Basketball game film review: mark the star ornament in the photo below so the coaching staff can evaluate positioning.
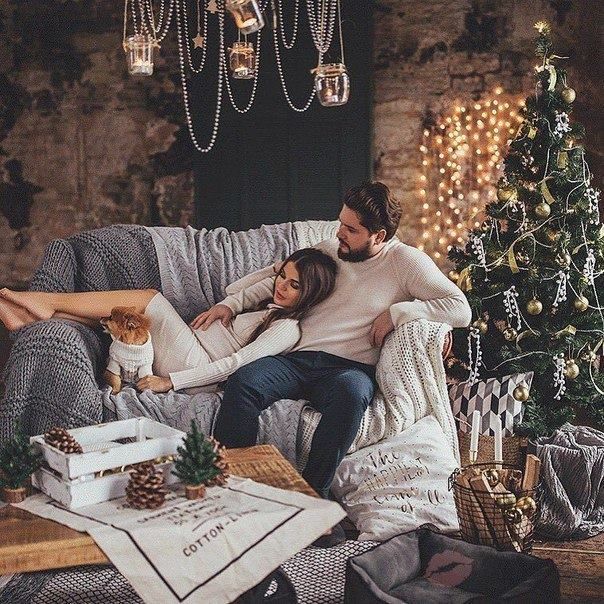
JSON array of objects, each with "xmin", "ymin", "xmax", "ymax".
[
  {"xmin": 193, "ymin": 33, "xmax": 204, "ymax": 48},
  {"xmin": 534, "ymin": 21, "xmax": 551, "ymax": 34}
]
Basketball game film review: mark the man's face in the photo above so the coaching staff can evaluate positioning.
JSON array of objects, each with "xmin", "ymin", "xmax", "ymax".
[{"xmin": 336, "ymin": 205, "xmax": 384, "ymax": 262}]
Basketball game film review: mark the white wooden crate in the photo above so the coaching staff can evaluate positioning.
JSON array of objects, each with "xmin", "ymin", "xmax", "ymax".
[
  {"xmin": 31, "ymin": 462, "xmax": 180, "ymax": 509},
  {"xmin": 30, "ymin": 418, "xmax": 186, "ymax": 480}
]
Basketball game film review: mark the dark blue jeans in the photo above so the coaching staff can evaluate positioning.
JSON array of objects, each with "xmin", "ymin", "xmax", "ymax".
[{"xmin": 214, "ymin": 351, "xmax": 376, "ymax": 496}]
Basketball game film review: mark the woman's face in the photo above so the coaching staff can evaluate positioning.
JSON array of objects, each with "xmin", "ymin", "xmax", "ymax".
[{"xmin": 273, "ymin": 261, "xmax": 301, "ymax": 308}]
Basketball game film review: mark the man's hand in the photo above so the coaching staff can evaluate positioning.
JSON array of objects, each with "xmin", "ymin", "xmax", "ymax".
[
  {"xmin": 370, "ymin": 309, "xmax": 395, "ymax": 348},
  {"xmin": 190, "ymin": 304, "xmax": 234, "ymax": 330},
  {"xmin": 136, "ymin": 375, "xmax": 173, "ymax": 393}
]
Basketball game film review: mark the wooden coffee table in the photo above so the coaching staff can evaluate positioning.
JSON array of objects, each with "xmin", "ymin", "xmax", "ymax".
[{"xmin": 0, "ymin": 444, "xmax": 316, "ymax": 575}]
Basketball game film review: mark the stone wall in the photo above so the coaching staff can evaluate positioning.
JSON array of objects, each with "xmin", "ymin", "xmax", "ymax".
[{"xmin": 0, "ymin": 0, "xmax": 601, "ymax": 286}]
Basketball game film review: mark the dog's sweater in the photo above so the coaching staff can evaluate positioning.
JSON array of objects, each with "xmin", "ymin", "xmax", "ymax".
[{"xmin": 107, "ymin": 334, "xmax": 154, "ymax": 382}]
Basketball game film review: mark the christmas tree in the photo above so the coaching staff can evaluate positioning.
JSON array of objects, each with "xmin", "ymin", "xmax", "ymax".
[
  {"xmin": 173, "ymin": 421, "xmax": 227, "ymax": 487},
  {"xmin": 0, "ymin": 426, "xmax": 42, "ymax": 490},
  {"xmin": 449, "ymin": 21, "xmax": 604, "ymax": 436}
]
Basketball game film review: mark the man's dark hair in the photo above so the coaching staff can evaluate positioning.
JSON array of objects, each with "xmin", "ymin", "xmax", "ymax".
[{"xmin": 342, "ymin": 181, "xmax": 402, "ymax": 241}]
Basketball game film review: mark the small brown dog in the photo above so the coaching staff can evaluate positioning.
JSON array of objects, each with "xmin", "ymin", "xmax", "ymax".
[{"xmin": 101, "ymin": 306, "xmax": 154, "ymax": 394}]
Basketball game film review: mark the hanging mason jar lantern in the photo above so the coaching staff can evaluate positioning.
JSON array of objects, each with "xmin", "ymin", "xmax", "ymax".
[
  {"xmin": 229, "ymin": 41, "xmax": 256, "ymax": 79},
  {"xmin": 225, "ymin": 0, "xmax": 264, "ymax": 35},
  {"xmin": 314, "ymin": 63, "xmax": 350, "ymax": 107},
  {"xmin": 123, "ymin": 34, "xmax": 159, "ymax": 76}
]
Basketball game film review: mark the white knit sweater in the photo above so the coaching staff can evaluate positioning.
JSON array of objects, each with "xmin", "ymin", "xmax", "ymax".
[
  {"xmin": 169, "ymin": 308, "xmax": 300, "ymax": 391},
  {"xmin": 221, "ymin": 238, "xmax": 472, "ymax": 366},
  {"xmin": 107, "ymin": 335, "xmax": 154, "ymax": 382}
]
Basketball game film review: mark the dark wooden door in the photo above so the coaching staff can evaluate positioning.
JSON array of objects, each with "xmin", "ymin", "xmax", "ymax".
[{"xmin": 193, "ymin": 1, "xmax": 374, "ymax": 230}]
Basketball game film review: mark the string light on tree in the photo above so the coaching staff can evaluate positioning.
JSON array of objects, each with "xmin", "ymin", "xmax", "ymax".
[{"xmin": 418, "ymin": 88, "xmax": 524, "ymax": 263}]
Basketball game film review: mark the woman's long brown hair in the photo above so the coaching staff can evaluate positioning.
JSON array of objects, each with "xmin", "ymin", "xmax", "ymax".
[{"xmin": 247, "ymin": 248, "xmax": 337, "ymax": 344}]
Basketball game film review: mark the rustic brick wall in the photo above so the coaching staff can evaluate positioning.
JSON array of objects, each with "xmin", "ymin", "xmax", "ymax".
[{"xmin": 0, "ymin": 0, "xmax": 601, "ymax": 286}]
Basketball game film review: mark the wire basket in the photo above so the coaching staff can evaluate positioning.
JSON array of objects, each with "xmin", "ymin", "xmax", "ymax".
[{"xmin": 450, "ymin": 463, "xmax": 537, "ymax": 553}]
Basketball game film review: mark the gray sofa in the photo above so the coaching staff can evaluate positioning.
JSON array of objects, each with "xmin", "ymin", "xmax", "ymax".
[{"xmin": 0, "ymin": 221, "xmax": 336, "ymax": 463}]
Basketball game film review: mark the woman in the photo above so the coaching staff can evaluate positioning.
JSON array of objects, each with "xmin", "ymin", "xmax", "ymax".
[{"xmin": 0, "ymin": 248, "xmax": 337, "ymax": 393}]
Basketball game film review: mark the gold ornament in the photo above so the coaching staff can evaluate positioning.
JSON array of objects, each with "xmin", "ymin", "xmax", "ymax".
[
  {"xmin": 481, "ymin": 221, "xmax": 491, "ymax": 232},
  {"xmin": 564, "ymin": 359, "xmax": 580, "ymax": 380},
  {"xmin": 472, "ymin": 319, "xmax": 488, "ymax": 335},
  {"xmin": 574, "ymin": 296, "xmax": 589, "ymax": 311},
  {"xmin": 495, "ymin": 493, "xmax": 517, "ymax": 509},
  {"xmin": 561, "ymin": 87, "xmax": 576, "ymax": 103},
  {"xmin": 513, "ymin": 385, "xmax": 530, "ymax": 402},
  {"xmin": 545, "ymin": 228, "xmax": 561, "ymax": 243},
  {"xmin": 555, "ymin": 252, "xmax": 571, "ymax": 268},
  {"xmin": 497, "ymin": 186, "xmax": 516, "ymax": 202},
  {"xmin": 503, "ymin": 327, "xmax": 518, "ymax": 341},
  {"xmin": 515, "ymin": 496, "xmax": 537, "ymax": 516},
  {"xmin": 448, "ymin": 270, "xmax": 460, "ymax": 282},
  {"xmin": 534, "ymin": 202, "xmax": 551, "ymax": 219},
  {"xmin": 504, "ymin": 507, "xmax": 524, "ymax": 524},
  {"xmin": 526, "ymin": 298, "xmax": 543, "ymax": 315}
]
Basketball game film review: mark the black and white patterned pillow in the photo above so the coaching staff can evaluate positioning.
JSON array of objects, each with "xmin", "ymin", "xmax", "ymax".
[{"xmin": 449, "ymin": 372, "xmax": 534, "ymax": 436}]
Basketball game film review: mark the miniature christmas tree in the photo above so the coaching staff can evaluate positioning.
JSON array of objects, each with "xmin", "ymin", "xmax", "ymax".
[
  {"xmin": 449, "ymin": 21, "xmax": 604, "ymax": 436},
  {"xmin": 173, "ymin": 421, "xmax": 228, "ymax": 499},
  {"xmin": 0, "ymin": 426, "xmax": 42, "ymax": 496}
]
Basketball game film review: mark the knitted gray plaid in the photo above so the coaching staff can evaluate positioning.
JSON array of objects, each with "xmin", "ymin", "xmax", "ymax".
[
  {"xmin": 1, "ymin": 225, "xmax": 160, "ymax": 441},
  {"xmin": 533, "ymin": 423, "xmax": 604, "ymax": 540}
]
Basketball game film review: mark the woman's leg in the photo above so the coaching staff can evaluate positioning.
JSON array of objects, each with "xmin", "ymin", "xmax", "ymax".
[
  {"xmin": 0, "ymin": 297, "xmax": 39, "ymax": 331},
  {"xmin": 0, "ymin": 288, "xmax": 158, "ymax": 322}
]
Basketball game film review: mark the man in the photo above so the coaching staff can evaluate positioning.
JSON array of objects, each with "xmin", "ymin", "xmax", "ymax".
[{"xmin": 194, "ymin": 182, "xmax": 471, "ymax": 499}]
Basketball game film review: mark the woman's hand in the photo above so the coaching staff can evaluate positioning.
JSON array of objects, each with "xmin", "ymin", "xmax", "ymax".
[
  {"xmin": 190, "ymin": 304, "xmax": 234, "ymax": 330},
  {"xmin": 136, "ymin": 375, "xmax": 173, "ymax": 393}
]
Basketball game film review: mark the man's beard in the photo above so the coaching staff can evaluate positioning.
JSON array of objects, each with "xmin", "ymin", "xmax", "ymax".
[{"xmin": 337, "ymin": 240, "xmax": 373, "ymax": 262}]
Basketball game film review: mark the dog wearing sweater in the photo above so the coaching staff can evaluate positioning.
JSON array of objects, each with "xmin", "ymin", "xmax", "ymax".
[{"xmin": 101, "ymin": 306, "xmax": 154, "ymax": 394}]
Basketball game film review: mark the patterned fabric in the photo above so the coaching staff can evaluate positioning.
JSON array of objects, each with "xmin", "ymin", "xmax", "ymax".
[
  {"xmin": 0, "ymin": 541, "xmax": 377, "ymax": 604},
  {"xmin": 449, "ymin": 372, "xmax": 533, "ymax": 436}
]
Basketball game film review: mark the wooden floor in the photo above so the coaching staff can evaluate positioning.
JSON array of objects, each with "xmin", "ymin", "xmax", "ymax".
[{"xmin": 533, "ymin": 532, "xmax": 604, "ymax": 603}]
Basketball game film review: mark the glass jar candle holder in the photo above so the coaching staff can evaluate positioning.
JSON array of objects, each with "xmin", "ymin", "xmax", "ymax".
[
  {"xmin": 225, "ymin": 0, "xmax": 264, "ymax": 35},
  {"xmin": 229, "ymin": 41, "xmax": 256, "ymax": 79},
  {"xmin": 123, "ymin": 34, "xmax": 158, "ymax": 76},
  {"xmin": 314, "ymin": 63, "xmax": 350, "ymax": 107}
]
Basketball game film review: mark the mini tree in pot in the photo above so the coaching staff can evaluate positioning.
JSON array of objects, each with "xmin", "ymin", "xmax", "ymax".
[
  {"xmin": 173, "ymin": 421, "xmax": 229, "ymax": 499},
  {"xmin": 0, "ymin": 427, "xmax": 42, "ymax": 503}
]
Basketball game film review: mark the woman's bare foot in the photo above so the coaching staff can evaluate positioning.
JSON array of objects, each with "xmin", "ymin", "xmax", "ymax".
[
  {"xmin": 0, "ymin": 288, "xmax": 54, "ymax": 320},
  {"xmin": 0, "ymin": 298, "xmax": 39, "ymax": 331}
]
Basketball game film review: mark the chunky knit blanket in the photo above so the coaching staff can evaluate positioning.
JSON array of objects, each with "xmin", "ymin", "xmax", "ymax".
[
  {"xmin": 0, "ymin": 221, "xmax": 337, "ymax": 458},
  {"xmin": 297, "ymin": 320, "xmax": 459, "ymax": 471},
  {"xmin": 533, "ymin": 423, "xmax": 604, "ymax": 539}
]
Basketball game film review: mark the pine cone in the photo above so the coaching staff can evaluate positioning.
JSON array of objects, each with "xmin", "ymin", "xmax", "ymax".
[
  {"xmin": 206, "ymin": 437, "xmax": 229, "ymax": 487},
  {"xmin": 44, "ymin": 427, "xmax": 83, "ymax": 454},
  {"xmin": 125, "ymin": 462, "xmax": 167, "ymax": 509}
]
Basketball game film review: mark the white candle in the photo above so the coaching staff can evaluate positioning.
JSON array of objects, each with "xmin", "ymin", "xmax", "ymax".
[
  {"xmin": 494, "ymin": 415, "xmax": 503, "ymax": 470},
  {"xmin": 469, "ymin": 410, "xmax": 480, "ymax": 463}
]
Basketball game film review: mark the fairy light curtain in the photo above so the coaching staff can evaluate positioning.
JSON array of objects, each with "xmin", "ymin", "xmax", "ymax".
[{"xmin": 418, "ymin": 88, "xmax": 525, "ymax": 264}]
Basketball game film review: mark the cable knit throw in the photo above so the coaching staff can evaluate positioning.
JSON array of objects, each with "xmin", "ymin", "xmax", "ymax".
[
  {"xmin": 297, "ymin": 320, "xmax": 459, "ymax": 471},
  {"xmin": 532, "ymin": 424, "xmax": 604, "ymax": 539}
]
